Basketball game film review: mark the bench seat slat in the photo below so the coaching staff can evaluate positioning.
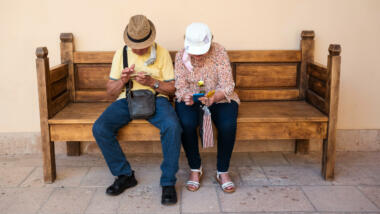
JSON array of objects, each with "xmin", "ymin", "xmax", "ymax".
[{"xmin": 48, "ymin": 101, "xmax": 328, "ymax": 125}]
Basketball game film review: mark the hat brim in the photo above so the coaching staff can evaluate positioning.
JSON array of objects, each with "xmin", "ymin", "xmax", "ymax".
[
  {"xmin": 123, "ymin": 20, "xmax": 156, "ymax": 49},
  {"xmin": 184, "ymin": 39, "xmax": 211, "ymax": 55}
]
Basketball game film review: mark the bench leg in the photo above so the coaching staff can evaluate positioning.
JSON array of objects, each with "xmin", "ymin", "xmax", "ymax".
[
  {"xmin": 295, "ymin": 139, "xmax": 310, "ymax": 154},
  {"xmin": 322, "ymin": 136, "xmax": 336, "ymax": 180},
  {"xmin": 42, "ymin": 140, "xmax": 56, "ymax": 183},
  {"xmin": 66, "ymin": 141, "xmax": 81, "ymax": 156}
]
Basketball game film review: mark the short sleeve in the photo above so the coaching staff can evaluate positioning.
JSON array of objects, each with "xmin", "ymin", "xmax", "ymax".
[
  {"xmin": 109, "ymin": 48, "xmax": 123, "ymax": 80},
  {"xmin": 158, "ymin": 47, "xmax": 175, "ymax": 82}
]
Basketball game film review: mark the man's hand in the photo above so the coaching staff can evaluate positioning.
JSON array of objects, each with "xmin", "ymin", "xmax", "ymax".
[
  {"xmin": 199, "ymin": 96, "xmax": 215, "ymax": 107},
  {"xmin": 184, "ymin": 93, "xmax": 194, "ymax": 106},
  {"xmin": 135, "ymin": 72, "xmax": 155, "ymax": 87},
  {"xmin": 121, "ymin": 64, "xmax": 135, "ymax": 84}
]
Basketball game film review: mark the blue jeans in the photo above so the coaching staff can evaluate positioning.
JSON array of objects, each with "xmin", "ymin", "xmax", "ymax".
[
  {"xmin": 92, "ymin": 97, "xmax": 182, "ymax": 186},
  {"xmin": 175, "ymin": 101, "xmax": 238, "ymax": 172}
]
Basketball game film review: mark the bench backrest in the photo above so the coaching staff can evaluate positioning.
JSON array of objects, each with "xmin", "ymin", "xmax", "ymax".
[{"xmin": 53, "ymin": 31, "xmax": 317, "ymax": 103}]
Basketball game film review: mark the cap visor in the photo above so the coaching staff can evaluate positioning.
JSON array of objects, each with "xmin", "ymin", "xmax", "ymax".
[{"xmin": 184, "ymin": 40, "xmax": 211, "ymax": 55}]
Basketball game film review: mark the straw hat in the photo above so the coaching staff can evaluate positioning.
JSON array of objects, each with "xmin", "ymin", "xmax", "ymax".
[{"xmin": 123, "ymin": 15, "xmax": 156, "ymax": 49}]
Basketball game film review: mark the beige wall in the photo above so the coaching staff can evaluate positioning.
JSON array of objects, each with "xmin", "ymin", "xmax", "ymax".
[{"xmin": 1, "ymin": 0, "xmax": 379, "ymax": 132}]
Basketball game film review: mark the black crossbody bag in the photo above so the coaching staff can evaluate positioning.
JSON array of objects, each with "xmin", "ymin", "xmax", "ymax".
[{"xmin": 123, "ymin": 46, "xmax": 156, "ymax": 119}]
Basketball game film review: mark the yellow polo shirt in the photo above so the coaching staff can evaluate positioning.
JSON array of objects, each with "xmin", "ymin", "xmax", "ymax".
[{"xmin": 109, "ymin": 44, "xmax": 174, "ymax": 100}]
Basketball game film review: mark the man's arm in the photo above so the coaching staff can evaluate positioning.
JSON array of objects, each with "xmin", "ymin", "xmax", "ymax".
[
  {"xmin": 135, "ymin": 73, "xmax": 175, "ymax": 96},
  {"xmin": 107, "ymin": 64, "xmax": 135, "ymax": 99}
]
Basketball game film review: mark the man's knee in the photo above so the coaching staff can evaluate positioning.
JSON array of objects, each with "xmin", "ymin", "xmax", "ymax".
[{"xmin": 92, "ymin": 119, "xmax": 110, "ymax": 139}]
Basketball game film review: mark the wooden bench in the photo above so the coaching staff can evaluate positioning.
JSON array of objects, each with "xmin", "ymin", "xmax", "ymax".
[{"xmin": 35, "ymin": 31, "xmax": 341, "ymax": 183}]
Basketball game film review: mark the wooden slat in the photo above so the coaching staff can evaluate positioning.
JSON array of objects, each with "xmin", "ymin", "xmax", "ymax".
[
  {"xmin": 73, "ymin": 50, "xmax": 301, "ymax": 64},
  {"xmin": 49, "ymin": 91, "xmax": 70, "ymax": 117},
  {"xmin": 308, "ymin": 76, "xmax": 326, "ymax": 98},
  {"xmin": 50, "ymin": 123, "xmax": 160, "ymax": 141},
  {"xmin": 75, "ymin": 90, "xmax": 113, "ymax": 102},
  {"xmin": 306, "ymin": 89, "xmax": 328, "ymax": 114},
  {"xmin": 236, "ymin": 64, "xmax": 297, "ymax": 87},
  {"xmin": 300, "ymin": 31, "xmax": 315, "ymax": 99},
  {"xmin": 308, "ymin": 62, "xmax": 328, "ymax": 81},
  {"xmin": 76, "ymin": 64, "xmax": 111, "ymax": 89},
  {"xmin": 236, "ymin": 88, "xmax": 299, "ymax": 101},
  {"xmin": 50, "ymin": 78, "xmax": 67, "ymax": 99},
  {"xmin": 236, "ymin": 122, "xmax": 327, "ymax": 140},
  {"xmin": 48, "ymin": 101, "xmax": 327, "ymax": 125},
  {"xmin": 73, "ymin": 51, "xmax": 115, "ymax": 63},
  {"xmin": 50, "ymin": 121, "xmax": 326, "ymax": 141},
  {"xmin": 228, "ymin": 50, "xmax": 301, "ymax": 63},
  {"xmin": 50, "ymin": 64, "xmax": 68, "ymax": 84}
]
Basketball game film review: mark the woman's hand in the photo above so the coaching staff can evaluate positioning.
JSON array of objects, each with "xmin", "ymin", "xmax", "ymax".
[
  {"xmin": 184, "ymin": 93, "xmax": 194, "ymax": 106},
  {"xmin": 121, "ymin": 64, "xmax": 135, "ymax": 84},
  {"xmin": 199, "ymin": 96, "xmax": 215, "ymax": 107}
]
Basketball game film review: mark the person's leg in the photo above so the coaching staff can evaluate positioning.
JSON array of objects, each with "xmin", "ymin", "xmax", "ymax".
[
  {"xmin": 175, "ymin": 101, "xmax": 202, "ymax": 170},
  {"xmin": 148, "ymin": 97, "xmax": 182, "ymax": 186},
  {"xmin": 92, "ymin": 99, "xmax": 133, "ymax": 176},
  {"xmin": 209, "ymin": 101, "xmax": 239, "ymax": 172}
]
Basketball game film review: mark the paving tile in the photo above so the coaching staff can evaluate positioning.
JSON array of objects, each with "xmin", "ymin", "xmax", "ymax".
[
  {"xmin": 125, "ymin": 153, "xmax": 163, "ymax": 168},
  {"xmin": 0, "ymin": 154, "xmax": 42, "ymax": 167},
  {"xmin": 303, "ymin": 186, "xmax": 379, "ymax": 212},
  {"xmin": 0, "ymin": 166, "xmax": 34, "ymax": 187},
  {"xmin": 40, "ymin": 187, "xmax": 95, "ymax": 214},
  {"xmin": 358, "ymin": 186, "xmax": 380, "ymax": 209},
  {"xmin": 21, "ymin": 166, "xmax": 89, "ymax": 187},
  {"xmin": 333, "ymin": 165, "xmax": 380, "ymax": 185},
  {"xmin": 264, "ymin": 165, "xmax": 332, "ymax": 186},
  {"xmin": 238, "ymin": 166, "xmax": 270, "ymax": 185},
  {"xmin": 250, "ymin": 152, "xmax": 289, "ymax": 166},
  {"xmin": 118, "ymin": 185, "xmax": 180, "ymax": 214},
  {"xmin": 0, "ymin": 187, "xmax": 53, "ymax": 214},
  {"xmin": 229, "ymin": 152, "xmax": 255, "ymax": 167},
  {"xmin": 283, "ymin": 152, "xmax": 321, "ymax": 165},
  {"xmin": 84, "ymin": 187, "xmax": 120, "ymax": 214},
  {"xmin": 337, "ymin": 152, "xmax": 380, "ymax": 166},
  {"xmin": 80, "ymin": 167, "xmax": 114, "ymax": 187},
  {"xmin": 56, "ymin": 154, "xmax": 106, "ymax": 167},
  {"xmin": 134, "ymin": 166, "xmax": 162, "ymax": 186},
  {"xmin": 218, "ymin": 186, "xmax": 314, "ymax": 212},
  {"xmin": 181, "ymin": 186, "xmax": 220, "ymax": 213}
]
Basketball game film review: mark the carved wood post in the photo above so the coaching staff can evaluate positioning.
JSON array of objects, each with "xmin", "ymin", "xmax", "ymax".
[
  {"xmin": 295, "ymin": 30, "xmax": 315, "ymax": 154},
  {"xmin": 322, "ymin": 44, "xmax": 341, "ymax": 180},
  {"xmin": 60, "ymin": 33, "xmax": 81, "ymax": 156},
  {"xmin": 36, "ymin": 47, "xmax": 56, "ymax": 183}
]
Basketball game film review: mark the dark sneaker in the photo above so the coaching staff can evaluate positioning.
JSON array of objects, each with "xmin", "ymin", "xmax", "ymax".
[
  {"xmin": 106, "ymin": 171, "xmax": 137, "ymax": 196},
  {"xmin": 161, "ymin": 186, "xmax": 177, "ymax": 205}
]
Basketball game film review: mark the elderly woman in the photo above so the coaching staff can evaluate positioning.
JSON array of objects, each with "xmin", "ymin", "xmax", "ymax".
[{"xmin": 174, "ymin": 23, "xmax": 240, "ymax": 193}]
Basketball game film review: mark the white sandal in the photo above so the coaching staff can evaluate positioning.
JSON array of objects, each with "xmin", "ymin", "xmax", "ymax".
[
  {"xmin": 186, "ymin": 167, "xmax": 203, "ymax": 192},
  {"xmin": 216, "ymin": 171, "xmax": 235, "ymax": 193}
]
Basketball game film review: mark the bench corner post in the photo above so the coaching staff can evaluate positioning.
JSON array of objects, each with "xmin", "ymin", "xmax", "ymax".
[
  {"xmin": 300, "ymin": 30, "xmax": 315, "ymax": 99},
  {"xmin": 322, "ymin": 44, "xmax": 342, "ymax": 180},
  {"xmin": 36, "ymin": 47, "xmax": 57, "ymax": 183},
  {"xmin": 60, "ymin": 33, "xmax": 81, "ymax": 156}
]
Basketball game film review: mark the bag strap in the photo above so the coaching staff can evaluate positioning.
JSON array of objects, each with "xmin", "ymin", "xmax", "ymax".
[{"xmin": 123, "ymin": 45, "xmax": 133, "ymax": 94}]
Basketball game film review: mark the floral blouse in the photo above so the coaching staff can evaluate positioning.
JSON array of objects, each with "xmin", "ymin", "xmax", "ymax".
[{"xmin": 174, "ymin": 42, "xmax": 240, "ymax": 104}]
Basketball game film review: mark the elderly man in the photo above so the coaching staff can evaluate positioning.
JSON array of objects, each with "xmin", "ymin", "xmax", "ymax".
[{"xmin": 92, "ymin": 15, "xmax": 182, "ymax": 205}]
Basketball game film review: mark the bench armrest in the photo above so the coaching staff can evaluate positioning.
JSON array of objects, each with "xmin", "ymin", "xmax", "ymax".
[
  {"xmin": 305, "ymin": 44, "xmax": 341, "ymax": 118},
  {"xmin": 36, "ymin": 48, "xmax": 70, "ymax": 120}
]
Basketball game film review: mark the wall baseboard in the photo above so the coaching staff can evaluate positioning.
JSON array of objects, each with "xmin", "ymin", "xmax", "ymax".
[{"xmin": 0, "ymin": 129, "xmax": 379, "ymax": 155}]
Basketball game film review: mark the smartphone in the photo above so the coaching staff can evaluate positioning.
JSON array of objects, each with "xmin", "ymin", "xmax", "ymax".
[{"xmin": 192, "ymin": 93, "xmax": 205, "ymax": 102}]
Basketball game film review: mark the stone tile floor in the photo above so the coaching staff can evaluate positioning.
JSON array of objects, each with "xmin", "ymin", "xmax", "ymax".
[{"xmin": 0, "ymin": 151, "xmax": 380, "ymax": 214}]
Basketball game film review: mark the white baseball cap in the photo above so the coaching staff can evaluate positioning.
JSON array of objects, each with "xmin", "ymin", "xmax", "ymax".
[{"xmin": 184, "ymin": 23, "xmax": 212, "ymax": 55}]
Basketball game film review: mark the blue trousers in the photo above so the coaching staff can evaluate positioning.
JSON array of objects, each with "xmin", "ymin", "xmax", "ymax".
[
  {"xmin": 175, "ymin": 101, "xmax": 238, "ymax": 172},
  {"xmin": 92, "ymin": 97, "xmax": 182, "ymax": 186}
]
